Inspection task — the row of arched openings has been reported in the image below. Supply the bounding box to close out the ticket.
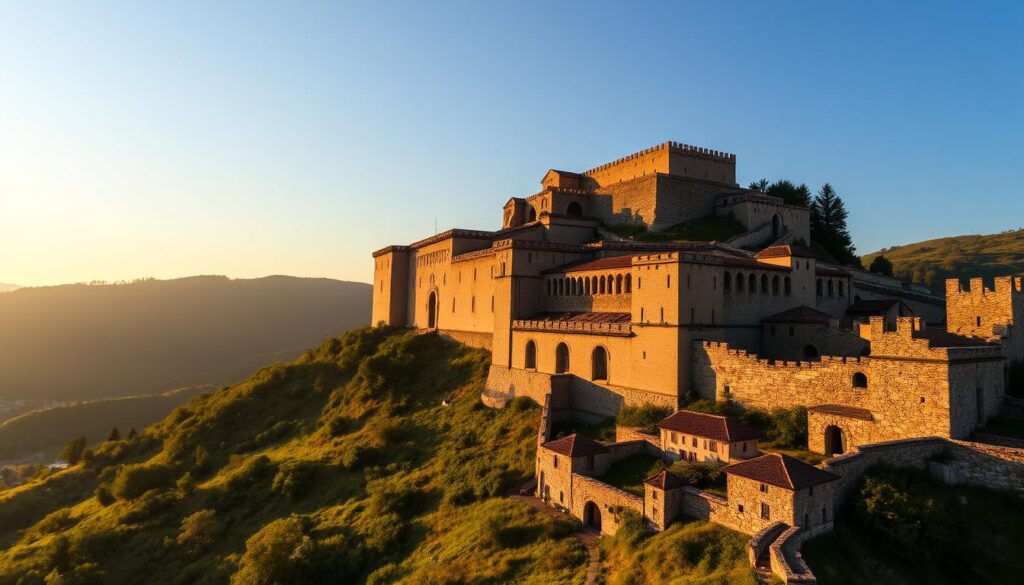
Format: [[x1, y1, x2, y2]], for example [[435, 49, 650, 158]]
[[547, 274, 631, 296], [723, 272, 792, 296], [816, 278, 846, 298], [525, 340, 608, 381]]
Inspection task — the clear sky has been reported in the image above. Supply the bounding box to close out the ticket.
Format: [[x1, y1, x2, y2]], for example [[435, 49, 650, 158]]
[[2, 1, 1022, 287]]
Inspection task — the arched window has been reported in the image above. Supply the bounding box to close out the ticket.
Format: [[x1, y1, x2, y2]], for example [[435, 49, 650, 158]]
[[555, 343, 570, 373], [828, 280, 835, 297], [625, 274, 632, 293], [591, 347, 608, 381], [592, 276, 598, 293], [772, 276, 780, 295], [600, 276, 606, 294], [761, 275, 769, 295], [749, 274, 757, 293], [784, 277, 792, 295], [838, 281, 845, 297], [584, 278, 591, 295], [737, 273, 744, 292], [816, 279, 823, 297], [527, 207, 537, 222], [615, 274, 623, 294], [803, 345, 820, 360], [567, 201, 583, 216], [724, 272, 732, 291], [525, 341, 537, 369], [852, 372, 868, 388]]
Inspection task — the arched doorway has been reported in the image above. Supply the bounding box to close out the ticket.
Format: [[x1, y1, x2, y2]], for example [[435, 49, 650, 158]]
[[555, 343, 570, 374], [824, 425, 844, 456], [427, 292, 438, 329], [524, 340, 537, 369], [803, 345, 820, 360], [771, 214, 782, 238], [592, 347, 608, 381], [583, 501, 602, 531], [527, 207, 537, 222], [566, 201, 583, 216]]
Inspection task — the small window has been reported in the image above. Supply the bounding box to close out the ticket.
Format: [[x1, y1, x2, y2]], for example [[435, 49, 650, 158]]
[[692, 437, 697, 447], [709, 440, 717, 451], [560, 491, 564, 503], [738, 504, 745, 513], [761, 503, 770, 520], [853, 372, 868, 389], [671, 432, 678, 443], [977, 316, 982, 327], [759, 483, 768, 493], [552, 455, 558, 469], [652, 491, 658, 501]]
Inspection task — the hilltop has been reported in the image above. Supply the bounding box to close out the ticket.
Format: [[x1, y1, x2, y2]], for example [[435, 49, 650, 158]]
[[0, 276, 371, 402], [863, 229, 1024, 293]]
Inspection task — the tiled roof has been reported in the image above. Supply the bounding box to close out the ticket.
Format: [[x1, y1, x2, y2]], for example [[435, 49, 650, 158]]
[[540, 434, 611, 457], [544, 255, 633, 274], [763, 306, 834, 325], [808, 404, 875, 421], [756, 245, 816, 259], [644, 469, 687, 490], [722, 453, 838, 491], [916, 327, 995, 348], [656, 410, 763, 443], [527, 311, 631, 325], [847, 299, 900, 315]]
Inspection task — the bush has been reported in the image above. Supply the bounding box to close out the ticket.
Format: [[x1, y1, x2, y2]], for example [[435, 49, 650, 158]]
[[231, 517, 310, 585], [176, 509, 218, 555], [667, 460, 724, 489], [94, 486, 115, 507], [340, 444, 377, 470], [612, 508, 649, 546], [617, 404, 673, 430], [225, 455, 275, 491], [272, 461, 319, 501], [111, 463, 175, 500], [765, 407, 807, 448]]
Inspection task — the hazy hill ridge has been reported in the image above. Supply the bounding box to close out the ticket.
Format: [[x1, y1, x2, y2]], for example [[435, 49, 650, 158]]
[[863, 228, 1024, 293], [0, 284, 19, 293], [0, 275, 371, 401]]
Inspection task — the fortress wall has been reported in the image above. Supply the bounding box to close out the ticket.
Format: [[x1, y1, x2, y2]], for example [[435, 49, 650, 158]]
[[693, 341, 960, 443], [615, 425, 660, 449], [570, 474, 644, 536], [762, 323, 869, 361], [439, 329, 492, 350], [947, 276, 1024, 363], [944, 439, 1024, 493], [371, 247, 411, 326], [483, 365, 560, 406], [716, 198, 811, 244]]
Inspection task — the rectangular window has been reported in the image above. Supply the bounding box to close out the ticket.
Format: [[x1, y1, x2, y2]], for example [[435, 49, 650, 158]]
[[652, 491, 658, 501], [560, 491, 564, 504], [759, 483, 768, 493], [761, 503, 770, 520], [671, 432, 677, 443], [738, 504, 744, 513], [553, 455, 558, 469], [709, 440, 717, 451], [692, 437, 697, 447], [667, 274, 671, 288]]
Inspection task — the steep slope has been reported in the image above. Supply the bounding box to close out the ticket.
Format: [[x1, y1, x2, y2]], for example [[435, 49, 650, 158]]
[[0, 386, 212, 463], [0, 328, 586, 584], [863, 229, 1024, 293], [0, 276, 371, 401]]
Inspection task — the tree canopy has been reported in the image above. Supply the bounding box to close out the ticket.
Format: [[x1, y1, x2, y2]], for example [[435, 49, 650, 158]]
[[811, 183, 860, 266]]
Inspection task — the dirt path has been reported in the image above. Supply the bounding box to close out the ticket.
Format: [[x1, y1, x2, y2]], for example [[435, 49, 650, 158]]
[[510, 494, 601, 584]]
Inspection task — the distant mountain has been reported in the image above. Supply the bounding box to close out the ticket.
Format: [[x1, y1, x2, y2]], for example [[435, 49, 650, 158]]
[[863, 229, 1024, 294], [0, 275, 371, 401], [0, 284, 19, 293], [0, 385, 212, 463]]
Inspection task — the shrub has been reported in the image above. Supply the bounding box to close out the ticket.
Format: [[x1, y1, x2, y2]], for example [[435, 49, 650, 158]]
[[272, 461, 319, 501], [231, 517, 310, 585], [617, 404, 673, 430], [60, 437, 87, 466], [340, 444, 377, 470], [176, 509, 218, 554], [111, 463, 175, 500], [667, 460, 724, 489], [225, 455, 275, 491], [765, 407, 807, 448], [94, 486, 115, 507], [612, 508, 649, 546]]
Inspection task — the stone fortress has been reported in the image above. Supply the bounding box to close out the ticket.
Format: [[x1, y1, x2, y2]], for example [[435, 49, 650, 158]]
[[372, 141, 1024, 583]]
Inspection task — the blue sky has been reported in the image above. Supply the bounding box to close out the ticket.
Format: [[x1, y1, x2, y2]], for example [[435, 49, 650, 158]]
[[2, 1, 1022, 286]]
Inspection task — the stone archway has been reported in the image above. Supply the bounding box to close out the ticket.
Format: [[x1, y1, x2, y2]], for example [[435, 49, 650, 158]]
[[427, 291, 438, 329], [556, 342, 570, 374], [567, 201, 583, 216], [583, 501, 602, 531], [824, 425, 844, 456], [803, 345, 820, 360]]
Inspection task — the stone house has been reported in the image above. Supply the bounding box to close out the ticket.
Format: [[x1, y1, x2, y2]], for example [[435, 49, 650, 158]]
[[656, 409, 762, 463]]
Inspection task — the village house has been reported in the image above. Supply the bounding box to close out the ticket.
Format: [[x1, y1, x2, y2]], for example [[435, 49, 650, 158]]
[[656, 409, 762, 463]]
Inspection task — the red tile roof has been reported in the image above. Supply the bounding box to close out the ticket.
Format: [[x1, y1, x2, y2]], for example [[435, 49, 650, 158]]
[[722, 453, 838, 490], [527, 311, 631, 325], [807, 404, 875, 421], [540, 434, 611, 457], [762, 306, 834, 325], [656, 410, 763, 443], [756, 245, 816, 259], [545, 255, 634, 274], [644, 469, 687, 490]]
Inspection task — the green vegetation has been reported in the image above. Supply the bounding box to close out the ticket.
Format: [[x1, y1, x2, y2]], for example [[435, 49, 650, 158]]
[[601, 453, 665, 495], [667, 460, 726, 496], [803, 465, 1024, 585], [551, 417, 617, 443], [862, 228, 1024, 294], [0, 327, 586, 584], [606, 215, 747, 243], [600, 515, 757, 585], [868, 254, 894, 276], [750, 178, 859, 266], [616, 403, 673, 432], [748, 179, 811, 207], [684, 399, 808, 450]]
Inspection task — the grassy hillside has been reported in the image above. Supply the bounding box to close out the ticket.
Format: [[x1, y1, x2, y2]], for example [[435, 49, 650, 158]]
[[0, 386, 212, 463], [863, 229, 1024, 293], [606, 216, 747, 243], [0, 275, 371, 401], [0, 328, 586, 584], [803, 465, 1024, 585]]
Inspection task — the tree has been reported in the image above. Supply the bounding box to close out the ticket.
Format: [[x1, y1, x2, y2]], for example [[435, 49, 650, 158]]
[[108, 427, 121, 441], [127, 428, 138, 440], [766, 180, 812, 207], [748, 178, 769, 192], [176, 510, 219, 554], [869, 255, 894, 276], [61, 437, 87, 466], [811, 183, 858, 265], [231, 517, 310, 585]]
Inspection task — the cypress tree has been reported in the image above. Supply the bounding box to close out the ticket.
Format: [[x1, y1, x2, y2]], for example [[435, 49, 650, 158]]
[[811, 183, 858, 265], [108, 427, 121, 441]]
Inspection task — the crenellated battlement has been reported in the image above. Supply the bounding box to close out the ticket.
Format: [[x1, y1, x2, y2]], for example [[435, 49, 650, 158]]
[[583, 141, 736, 177], [946, 276, 1024, 298], [699, 340, 867, 370]]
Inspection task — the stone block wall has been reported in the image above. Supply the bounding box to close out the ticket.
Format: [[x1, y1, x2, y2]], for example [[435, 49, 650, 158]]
[[570, 474, 645, 536], [439, 329, 492, 350], [762, 322, 869, 361], [616, 425, 661, 449]]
